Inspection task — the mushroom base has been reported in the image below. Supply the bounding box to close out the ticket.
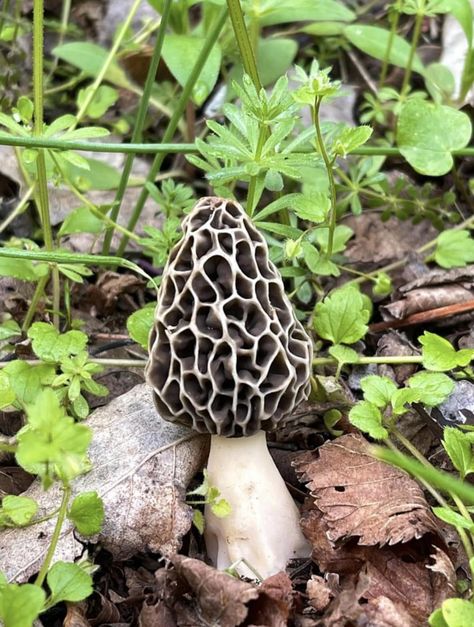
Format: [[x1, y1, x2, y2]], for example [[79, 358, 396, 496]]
[[204, 430, 310, 580]]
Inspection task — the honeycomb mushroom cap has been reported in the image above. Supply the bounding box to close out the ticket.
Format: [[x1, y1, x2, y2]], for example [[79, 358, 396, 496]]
[[146, 197, 312, 437]]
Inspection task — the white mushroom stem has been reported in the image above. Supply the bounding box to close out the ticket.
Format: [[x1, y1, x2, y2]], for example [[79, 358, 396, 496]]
[[204, 430, 310, 580]]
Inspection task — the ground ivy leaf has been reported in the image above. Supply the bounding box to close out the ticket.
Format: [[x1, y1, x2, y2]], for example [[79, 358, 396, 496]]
[[0, 371, 15, 410], [314, 285, 370, 345], [348, 401, 388, 440], [391, 387, 423, 415], [314, 224, 353, 254], [0, 583, 45, 627], [127, 306, 155, 350], [434, 230, 474, 269], [28, 322, 88, 363], [4, 361, 56, 405], [328, 344, 359, 365], [420, 331, 474, 371], [68, 491, 104, 536], [439, 598, 474, 626], [360, 375, 398, 408], [397, 100, 472, 176], [1, 496, 37, 527], [407, 371, 455, 406], [443, 427, 473, 479], [46, 561, 93, 604]]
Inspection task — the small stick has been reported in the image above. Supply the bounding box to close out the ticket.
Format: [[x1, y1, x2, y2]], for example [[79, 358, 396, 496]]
[[369, 299, 474, 333]]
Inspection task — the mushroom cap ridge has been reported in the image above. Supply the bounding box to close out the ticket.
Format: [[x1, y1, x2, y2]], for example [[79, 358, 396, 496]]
[[146, 196, 312, 436]]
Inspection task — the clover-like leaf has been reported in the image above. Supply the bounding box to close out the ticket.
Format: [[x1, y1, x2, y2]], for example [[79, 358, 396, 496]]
[[68, 491, 104, 536], [47, 561, 93, 604], [433, 230, 474, 269], [420, 331, 474, 371], [360, 375, 398, 408], [348, 401, 388, 440]]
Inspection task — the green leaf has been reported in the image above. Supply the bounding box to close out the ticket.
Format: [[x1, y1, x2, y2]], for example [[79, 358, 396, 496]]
[[0, 371, 15, 410], [16, 389, 92, 487], [332, 125, 373, 157], [420, 331, 474, 370], [77, 84, 118, 119], [1, 496, 37, 527], [407, 371, 455, 406], [0, 583, 45, 627], [432, 506, 474, 530], [443, 427, 473, 479], [301, 241, 321, 274], [448, 0, 473, 45], [314, 285, 370, 345], [4, 361, 55, 405], [433, 230, 474, 269], [211, 498, 231, 518], [349, 401, 388, 440], [47, 561, 93, 604], [424, 63, 455, 103], [391, 387, 424, 415], [59, 205, 105, 236], [439, 598, 474, 626], [314, 224, 353, 254], [162, 35, 221, 106], [68, 491, 104, 536], [256, 38, 298, 87], [344, 25, 424, 73], [52, 42, 130, 88], [0, 258, 47, 281], [328, 344, 359, 365], [255, 221, 303, 239], [360, 375, 398, 408], [258, 0, 355, 26], [193, 508, 204, 534], [126, 306, 155, 350], [372, 272, 392, 297], [397, 100, 472, 176], [0, 319, 21, 342], [28, 323, 88, 363], [374, 446, 474, 505]]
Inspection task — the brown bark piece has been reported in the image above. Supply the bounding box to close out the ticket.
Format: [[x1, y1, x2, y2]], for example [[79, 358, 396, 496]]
[[295, 433, 439, 546]]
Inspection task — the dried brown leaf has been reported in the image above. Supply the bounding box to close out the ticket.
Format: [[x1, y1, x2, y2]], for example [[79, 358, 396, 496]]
[[296, 433, 438, 546], [0, 385, 209, 582], [306, 575, 333, 612], [247, 571, 293, 627], [63, 602, 91, 627], [170, 555, 259, 627]]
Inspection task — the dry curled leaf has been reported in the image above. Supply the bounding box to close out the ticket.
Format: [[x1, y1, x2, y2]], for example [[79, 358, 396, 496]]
[[306, 575, 333, 612], [295, 433, 439, 546], [171, 555, 259, 627], [0, 384, 209, 582]]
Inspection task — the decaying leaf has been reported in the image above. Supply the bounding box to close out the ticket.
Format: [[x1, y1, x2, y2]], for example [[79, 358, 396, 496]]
[[381, 265, 474, 320], [296, 433, 439, 546], [170, 555, 259, 627], [0, 384, 209, 582], [306, 575, 333, 612]]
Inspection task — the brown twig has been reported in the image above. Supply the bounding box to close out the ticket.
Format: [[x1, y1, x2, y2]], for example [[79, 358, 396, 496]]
[[369, 299, 474, 333]]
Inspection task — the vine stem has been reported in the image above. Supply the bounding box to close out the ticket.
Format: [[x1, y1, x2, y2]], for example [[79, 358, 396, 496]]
[[0, 358, 147, 368], [226, 0, 262, 90], [33, 0, 59, 329], [401, 4, 424, 97], [34, 486, 71, 587], [116, 7, 228, 257], [246, 127, 267, 216], [71, 0, 142, 129], [313, 355, 423, 367], [313, 97, 337, 258], [102, 0, 173, 255], [0, 135, 473, 158], [379, 6, 399, 88]]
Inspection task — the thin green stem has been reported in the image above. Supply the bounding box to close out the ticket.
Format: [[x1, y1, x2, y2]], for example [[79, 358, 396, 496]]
[[0, 358, 148, 368], [313, 354, 423, 367], [313, 97, 337, 258], [71, 0, 142, 129], [0, 183, 35, 234], [35, 486, 71, 587], [401, 7, 424, 97], [116, 7, 228, 257], [102, 0, 173, 255], [226, 0, 262, 90], [0, 136, 473, 158], [246, 127, 266, 216], [22, 275, 49, 332], [32, 0, 59, 329], [379, 7, 399, 88]]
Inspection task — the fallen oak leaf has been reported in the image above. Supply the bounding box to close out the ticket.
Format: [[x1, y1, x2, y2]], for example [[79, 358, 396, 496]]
[[0, 384, 209, 582], [295, 433, 439, 546]]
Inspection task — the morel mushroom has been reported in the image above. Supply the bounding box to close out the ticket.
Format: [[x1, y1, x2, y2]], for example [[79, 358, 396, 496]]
[[146, 197, 312, 579]]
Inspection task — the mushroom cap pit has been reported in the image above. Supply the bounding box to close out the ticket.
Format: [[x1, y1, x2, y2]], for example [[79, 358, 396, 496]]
[[146, 197, 312, 437]]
